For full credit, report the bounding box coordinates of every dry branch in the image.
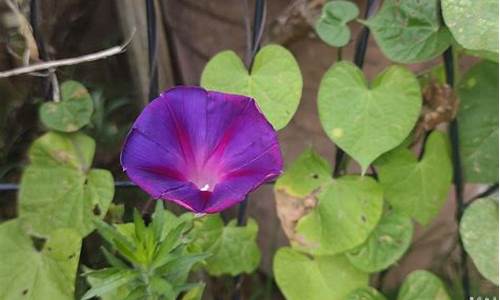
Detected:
[0,30,135,78]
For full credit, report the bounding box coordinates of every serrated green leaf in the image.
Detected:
[318,62,421,171]
[95,221,138,264]
[297,176,384,255]
[18,132,114,237]
[182,283,205,300]
[85,268,134,300]
[275,149,333,197]
[151,222,189,270]
[397,270,450,300]
[346,211,413,273]
[161,252,211,285]
[460,197,499,285]
[152,202,167,240]
[376,131,452,225]
[150,276,175,298]
[273,247,368,300]
[101,246,129,269]
[201,44,303,130]
[188,214,224,253]
[457,61,499,183]
[82,270,137,300]
[39,80,94,132]
[151,202,193,242]
[346,287,387,300]
[123,286,146,300]
[314,1,359,47]
[442,0,498,53]
[0,219,81,300]
[133,209,147,242]
[205,218,261,276]
[364,0,452,63]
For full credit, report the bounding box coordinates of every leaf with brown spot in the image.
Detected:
[274,150,332,247]
[19,132,114,237]
[0,219,81,300]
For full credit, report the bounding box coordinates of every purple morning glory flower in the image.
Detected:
[121,86,283,213]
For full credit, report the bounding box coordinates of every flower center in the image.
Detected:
[189,165,219,192]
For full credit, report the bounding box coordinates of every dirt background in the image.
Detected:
[0,0,497,298]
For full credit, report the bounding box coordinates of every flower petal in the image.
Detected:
[121,86,283,213]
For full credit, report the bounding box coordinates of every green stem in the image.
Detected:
[443,46,470,300]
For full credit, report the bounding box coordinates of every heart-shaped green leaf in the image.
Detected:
[397,270,450,300]
[200,44,303,130]
[188,215,261,276]
[39,80,94,132]
[460,197,498,285]
[346,287,387,300]
[273,247,368,300]
[346,211,413,273]
[376,131,452,225]
[0,219,81,300]
[19,132,114,237]
[363,0,452,63]
[314,0,359,47]
[457,61,499,183]
[442,0,499,53]
[318,62,421,171]
[296,176,384,255]
[275,149,333,198]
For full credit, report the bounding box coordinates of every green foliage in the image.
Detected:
[85,203,261,298]
[460,197,499,285]
[18,131,114,237]
[297,176,383,255]
[200,44,303,130]
[318,62,421,171]
[346,287,387,300]
[273,247,368,300]
[442,0,499,53]
[188,214,261,276]
[376,131,452,225]
[39,80,94,132]
[181,283,205,300]
[85,90,132,151]
[463,48,499,62]
[397,270,450,300]
[363,0,452,63]
[346,211,413,273]
[457,61,499,183]
[84,205,207,300]
[314,1,359,47]
[0,220,81,300]
[275,149,333,197]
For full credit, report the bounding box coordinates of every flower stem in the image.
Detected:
[443,46,470,300]
[145,0,159,101]
[233,1,267,299]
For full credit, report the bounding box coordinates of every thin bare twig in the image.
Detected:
[49,69,60,102]
[0,30,136,78]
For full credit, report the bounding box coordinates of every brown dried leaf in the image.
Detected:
[274,187,319,248]
[414,81,459,142]
[269,0,326,45]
